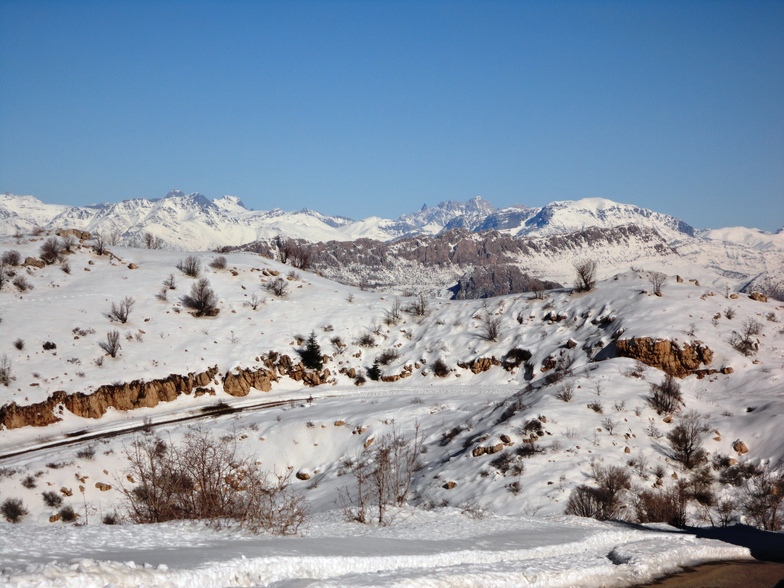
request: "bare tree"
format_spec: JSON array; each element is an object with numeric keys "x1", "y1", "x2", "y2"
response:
[
  {"x1": 730, "y1": 318, "x2": 762, "y2": 356},
  {"x1": 740, "y1": 461, "x2": 784, "y2": 530},
  {"x1": 177, "y1": 256, "x2": 201, "y2": 278},
  {"x1": 573, "y1": 259, "x2": 597, "y2": 292},
  {"x1": 106, "y1": 297, "x2": 135, "y2": 324},
  {"x1": 406, "y1": 293, "x2": 429, "y2": 317},
  {"x1": 92, "y1": 234, "x2": 108, "y2": 255},
  {"x1": 99, "y1": 330, "x2": 122, "y2": 358},
  {"x1": 180, "y1": 278, "x2": 219, "y2": 316},
  {"x1": 163, "y1": 273, "x2": 176, "y2": 290},
  {"x1": 383, "y1": 298, "x2": 402, "y2": 326},
  {"x1": 143, "y1": 232, "x2": 162, "y2": 249},
  {"x1": 648, "y1": 374, "x2": 683, "y2": 415},
  {"x1": 648, "y1": 272, "x2": 667, "y2": 296},
  {"x1": 667, "y1": 410, "x2": 708, "y2": 469},
  {"x1": 209, "y1": 256, "x2": 227, "y2": 270},
  {"x1": 1, "y1": 250, "x2": 21, "y2": 266},
  {"x1": 0, "y1": 354, "x2": 12, "y2": 386}
]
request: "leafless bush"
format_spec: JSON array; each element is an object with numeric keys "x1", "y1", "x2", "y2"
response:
[
  {"x1": 177, "y1": 256, "x2": 201, "y2": 277},
  {"x1": 209, "y1": 256, "x2": 227, "y2": 270},
  {"x1": 383, "y1": 298, "x2": 402, "y2": 326},
  {"x1": 61, "y1": 235, "x2": 77, "y2": 253},
  {"x1": 330, "y1": 336, "x2": 347, "y2": 354},
  {"x1": 648, "y1": 272, "x2": 667, "y2": 295},
  {"x1": 565, "y1": 466, "x2": 632, "y2": 521},
  {"x1": 739, "y1": 461, "x2": 784, "y2": 530},
  {"x1": 1, "y1": 498, "x2": 28, "y2": 523},
  {"x1": 1, "y1": 250, "x2": 21, "y2": 266},
  {"x1": 406, "y1": 293, "x2": 429, "y2": 317},
  {"x1": 59, "y1": 504, "x2": 77, "y2": 522},
  {"x1": 143, "y1": 232, "x2": 162, "y2": 249},
  {"x1": 245, "y1": 293, "x2": 262, "y2": 310},
  {"x1": 356, "y1": 333, "x2": 375, "y2": 347},
  {"x1": 555, "y1": 383, "x2": 575, "y2": 402},
  {"x1": 633, "y1": 485, "x2": 687, "y2": 527},
  {"x1": 119, "y1": 428, "x2": 307, "y2": 534},
  {"x1": 39, "y1": 237, "x2": 64, "y2": 264},
  {"x1": 625, "y1": 361, "x2": 646, "y2": 379},
  {"x1": 0, "y1": 354, "x2": 12, "y2": 386},
  {"x1": 666, "y1": 410, "x2": 708, "y2": 469},
  {"x1": 264, "y1": 277, "x2": 289, "y2": 297},
  {"x1": 42, "y1": 490, "x2": 63, "y2": 508},
  {"x1": 376, "y1": 349, "x2": 399, "y2": 366},
  {"x1": 99, "y1": 330, "x2": 122, "y2": 358},
  {"x1": 13, "y1": 275, "x2": 32, "y2": 292},
  {"x1": 0, "y1": 262, "x2": 7, "y2": 290},
  {"x1": 478, "y1": 312, "x2": 501, "y2": 342},
  {"x1": 730, "y1": 318, "x2": 762, "y2": 356},
  {"x1": 106, "y1": 296, "x2": 135, "y2": 324},
  {"x1": 587, "y1": 400, "x2": 603, "y2": 414},
  {"x1": 92, "y1": 234, "x2": 108, "y2": 255},
  {"x1": 60, "y1": 260, "x2": 71, "y2": 274},
  {"x1": 338, "y1": 425, "x2": 423, "y2": 525},
  {"x1": 181, "y1": 278, "x2": 219, "y2": 317},
  {"x1": 724, "y1": 307, "x2": 736, "y2": 319},
  {"x1": 163, "y1": 273, "x2": 176, "y2": 290},
  {"x1": 647, "y1": 374, "x2": 683, "y2": 414},
  {"x1": 106, "y1": 230, "x2": 122, "y2": 246},
  {"x1": 601, "y1": 417, "x2": 618, "y2": 435},
  {"x1": 573, "y1": 259, "x2": 597, "y2": 292}
]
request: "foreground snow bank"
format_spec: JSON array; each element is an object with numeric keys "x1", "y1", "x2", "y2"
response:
[{"x1": 0, "y1": 511, "x2": 750, "y2": 587}]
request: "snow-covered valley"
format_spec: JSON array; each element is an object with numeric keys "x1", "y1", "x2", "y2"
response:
[{"x1": 0, "y1": 221, "x2": 782, "y2": 586}]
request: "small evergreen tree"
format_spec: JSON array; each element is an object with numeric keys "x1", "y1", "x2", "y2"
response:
[
  {"x1": 299, "y1": 331, "x2": 323, "y2": 370},
  {"x1": 366, "y1": 360, "x2": 382, "y2": 381}
]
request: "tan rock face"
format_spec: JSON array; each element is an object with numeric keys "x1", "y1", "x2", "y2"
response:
[
  {"x1": 0, "y1": 366, "x2": 219, "y2": 429},
  {"x1": 749, "y1": 292, "x2": 768, "y2": 303},
  {"x1": 457, "y1": 357, "x2": 500, "y2": 374},
  {"x1": 95, "y1": 482, "x2": 112, "y2": 492},
  {"x1": 223, "y1": 367, "x2": 276, "y2": 397},
  {"x1": 616, "y1": 338, "x2": 712, "y2": 378},
  {"x1": 23, "y1": 256, "x2": 45, "y2": 268}
]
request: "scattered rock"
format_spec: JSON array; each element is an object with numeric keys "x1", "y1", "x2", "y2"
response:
[
  {"x1": 749, "y1": 292, "x2": 768, "y2": 303},
  {"x1": 732, "y1": 440, "x2": 749, "y2": 454},
  {"x1": 60, "y1": 487, "x2": 73, "y2": 497},
  {"x1": 95, "y1": 482, "x2": 112, "y2": 492},
  {"x1": 295, "y1": 470, "x2": 311, "y2": 481},
  {"x1": 442, "y1": 481, "x2": 457, "y2": 490}
]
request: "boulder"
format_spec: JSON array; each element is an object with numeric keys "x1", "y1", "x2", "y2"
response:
[{"x1": 732, "y1": 440, "x2": 749, "y2": 454}]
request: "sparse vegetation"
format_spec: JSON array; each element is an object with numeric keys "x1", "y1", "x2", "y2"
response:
[
  {"x1": 0, "y1": 354, "x2": 12, "y2": 385},
  {"x1": 209, "y1": 256, "x2": 227, "y2": 270},
  {"x1": 376, "y1": 349, "x2": 399, "y2": 366},
  {"x1": 648, "y1": 271, "x2": 666, "y2": 295},
  {"x1": 180, "y1": 278, "x2": 219, "y2": 317},
  {"x1": 478, "y1": 312, "x2": 501, "y2": 342},
  {"x1": 666, "y1": 411, "x2": 708, "y2": 469},
  {"x1": 177, "y1": 255, "x2": 201, "y2": 278},
  {"x1": 573, "y1": 259, "x2": 597, "y2": 292},
  {"x1": 1, "y1": 498, "x2": 28, "y2": 523},
  {"x1": 99, "y1": 330, "x2": 122, "y2": 358},
  {"x1": 42, "y1": 491, "x2": 63, "y2": 508},
  {"x1": 264, "y1": 277, "x2": 289, "y2": 297},
  {"x1": 730, "y1": 317, "x2": 762, "y2": 356},
  {"x1": 432, "y1": 358, "x2": 450, "y2": 377},
  {"x1": 39, "y1": 236, "x2": 64, "y2": 264},
  {"x1": 106, "y1": 296, "x2": 135, "y2": 324},
  {"x1": 647, "y1": 374, "x2": 682, "y2": 414}
]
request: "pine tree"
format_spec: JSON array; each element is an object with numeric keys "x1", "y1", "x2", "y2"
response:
[
  {"x1": 366, "y1": 360, "x2": 382, "y2": 381},
  {"x1": 300, "y1": 331, "x2": 323, "y2": 370}
]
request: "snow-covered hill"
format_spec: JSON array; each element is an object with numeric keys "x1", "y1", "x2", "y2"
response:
[{"x1": 0, "y1": 229, "x2": 782, "y2": 586}]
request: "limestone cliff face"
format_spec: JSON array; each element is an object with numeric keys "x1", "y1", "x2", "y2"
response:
[
  {"x1": 223, "y1": 366, "x2": 277, "y2": 397},
  {"x1": 0, "y1": 366, "x2": 219, "y2": 430},
  {"x1": 616, "y1": 338, "x2": 712, "y2": 378}
]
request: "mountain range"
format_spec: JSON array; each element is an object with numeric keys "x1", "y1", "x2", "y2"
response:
[{"x1": 1, "y1": 191, "x2": 782, "y2": 299}]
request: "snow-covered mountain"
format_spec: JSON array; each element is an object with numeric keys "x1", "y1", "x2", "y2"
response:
[{"x1": 0, "y1": 192, "x2": 698, "y2": 250}]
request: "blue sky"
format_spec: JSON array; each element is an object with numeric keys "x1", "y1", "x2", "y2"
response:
[{"x1": 1, "y1": 0, "x2": 782, "y2": 230}]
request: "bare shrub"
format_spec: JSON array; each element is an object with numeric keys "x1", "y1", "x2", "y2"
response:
[
  {"x1": 478, "y1": 312, "x2": 501, "y2": 342},
  {"x1": 555, "y1": 383, "x2": 574, "y2": 402},
  {"x1": 181, "y1": 278, "x2": 219, "y2": 317},
  {"x1": 60, "y1": 260, "x2": 71, "y2": 274},
  {"x1": 76, "y1": 445, "x2": 96, "y2": 460},
  {"x1": 724, "y1": 307, "x2": 736, "y2": 320},
  {"x1": 42, "y1": 490, "x2": 63, "y2": 508},
  {"x1": 330, "y1": 336, "x2": 346, "y2": 354},
  {"x1": 12, "y1": 338, "x2": 24, "y2": 350},
  {"x1": 209, "y1": 256, "x2": 227, "y2": 270},
  {"x1": 566, "y1": 465, "x2": 631, "y2": 521},
  {"x1": 59, "y1": 505, "x2": 77, "y2": 522},
  {"x1": 406, "y1": 293, "x2": 429, "y2": 317},
  {"x1": 601, "y1": 417, "x2": 618, "y2": 435},
  {"x1": 92, "y1": 234, "x2": 107, "y2": 255},
  {"x1": 587, "y1": 400, "x2": 603, "y2": 414},
  {"x1": 383, "y1": 298, "x2": 402, "y2": 326},
  {"x1": 356, "y1": 333, "x2": 375, "y2": 348},
  {"x1": 730, "y1": 318, "x2": 762, "y2": 356},
  {"x1": 163, "y1": 273, "x2": 176, "y2": 290},
  {"x1": 245, "y1": 293, "x2": 262, "y2": 310},
  {"x1": 106, "y1": 296, "x2": 135, "y2": 324},
  {"x1": 1, "y1": 498, "x2": 28, "y2": 523},
  {"x1": 647, "y1": 374, "x2": 682, "y2": 415},
  {"x1": 338, "y1": 425, "x2": 423, "y2": 525},
  {"x1": 432, "y1": 358, "x2": 450, "y2": 377},
  {"x1": 143, "y1": 232, "x2": 162, "y2": 249},
  {"x1": 1, "y1": 250, "x2": 21, "y2": 266},
  {"x1": 264, "y1": 277, "x2": 289, "y2": 297},
  {"x1": 633, "y1": 485, "x2": 687, "y2": 527},
  {"x1": 0, "y1": 262, "x2": 7, "y2": 290},
  {"x1": 666, "y1": 411, "x2": 708, "y2": 470},
  {"x1": 0, "y1": 354, "x2": 12, "y2": 386},
  {"x1": 21, "y1": 474, "x2": 36, "y2": 488},
  {"x1": 376, "y1": 349, "x2": 399, "y2": 366},
  {"x1": 13, "y1": 275, "x2": 32, "y2": 292},
  {"x1": 99, "y1": 330, "x2": 122, "y2": 358},
  {"x1": 119, "y1": 429, "x2": 307, "y2": 534},
  {"x1": 39, "y1": 237, "x2": 64, "y2": 264},
  {"x1": 102, "y1": 512, "x2": 120, "y2": 525},
  {"x1": 648, "y1": 272, "x2": 667, "y2": 295},
  {"x1": 573, "y1": 259, "x2": 597, "y2": 292},
  {"x1": 740, "y1": 462, "x2": 784, "y2": 530},
  {"x1": 61, "y1": 235, "x2": 77, "y2": 253},
  {"x1": 177, "y1": 256, "x2": 201, "y2": 277}
]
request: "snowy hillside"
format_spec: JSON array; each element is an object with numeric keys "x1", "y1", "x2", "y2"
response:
[{"x1": 0, "y1": 228, "x2": 782, "y2": 586}]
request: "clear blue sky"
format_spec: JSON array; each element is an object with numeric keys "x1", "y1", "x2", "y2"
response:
[{"x1": 1, "y1": 0, "x2": 782, "y2": 230}]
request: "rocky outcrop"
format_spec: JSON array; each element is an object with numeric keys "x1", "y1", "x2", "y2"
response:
[
  {"x1": 458, "y1": 357, "x2": 500, "y2": 374},
  {"x1": 616, "y1": 338, "x2": 712, "y2": 378},
  {"x1": 0, "y1": 366, "x2": 219, "y2": 430},
  {"x1": 223, "y1": 367, "x2": 277, "y2": 397}
]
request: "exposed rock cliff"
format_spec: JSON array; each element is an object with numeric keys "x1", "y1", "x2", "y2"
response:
[{"x1": 616, "y1": 338, "x2": 713, "y2": 378}]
